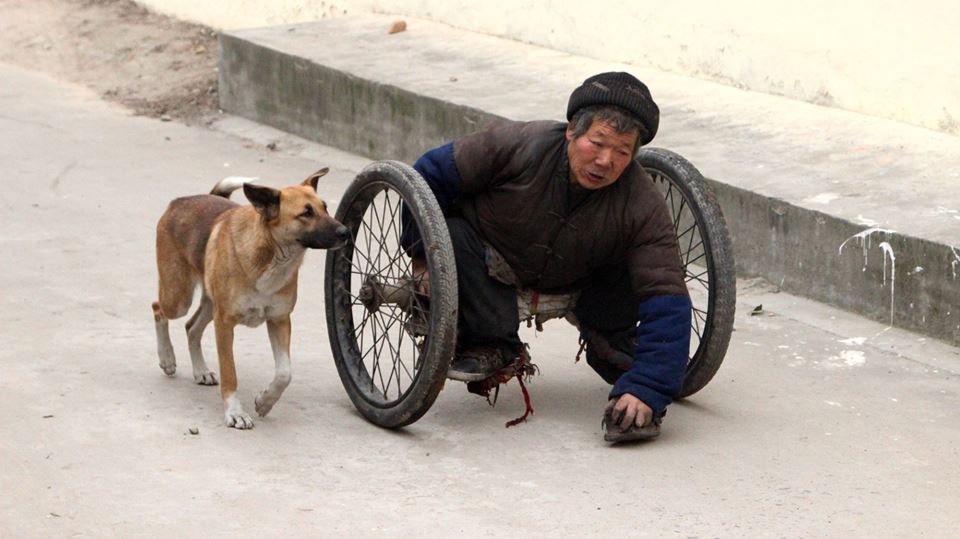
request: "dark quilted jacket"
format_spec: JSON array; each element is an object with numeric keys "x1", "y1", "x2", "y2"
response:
[{"x1": 453, "y1": 119, "x2": 687, "y2": 300}]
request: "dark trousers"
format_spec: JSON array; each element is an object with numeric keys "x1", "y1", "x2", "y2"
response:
[
  {"x1": 572, "y1": 263, "x2": 639, "y2": 384},
  {"x1": 446, "y1": 217, "x2": 637, "y2": 380},
  {"x1": 447, "y1": 218, "x2": 523, "y2": 356}
]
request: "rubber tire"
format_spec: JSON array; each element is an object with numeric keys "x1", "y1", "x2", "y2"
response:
[
  {"x1": 636, "y1": 148, "x2": 736, "y2": 398},
  {"x1": 325, "y1": 161, "x2": 458, "y2": 428}
]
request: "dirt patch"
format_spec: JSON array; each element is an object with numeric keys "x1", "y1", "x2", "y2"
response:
[{"x1": 0, "y1": 0, "x2": 219, "y2": 125}]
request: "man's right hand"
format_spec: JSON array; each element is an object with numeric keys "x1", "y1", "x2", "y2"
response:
[
  {"x1": 411, "y1": 256, "x2": 430, "y2": 296},
  {"x1": 605, "y1": 394, "x2": 654, "y2": 432}
]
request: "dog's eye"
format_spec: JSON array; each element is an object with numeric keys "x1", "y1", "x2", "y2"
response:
[{"x1": 299, "y1": 205, "x2": 315, "y2": 219}]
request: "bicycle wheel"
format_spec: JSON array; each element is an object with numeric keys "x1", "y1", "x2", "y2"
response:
[
  {"x1": 325, "y1": 161, "x2": 458, "y2": 428},
  {"x1": 636, "y1": 148, "x2": 736, "y2": 398}
]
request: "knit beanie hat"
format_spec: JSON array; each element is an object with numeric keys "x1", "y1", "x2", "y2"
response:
[{"x1": 566, "y1": 72, "x2": 659, "y2": 145}]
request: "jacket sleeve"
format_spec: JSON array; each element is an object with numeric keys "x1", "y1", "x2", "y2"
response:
[
  {"x1": 611, "y1": 176, "x2": 692, "y2": 417},
  {"x1": 412, "y1": 142, "x2": 462, "y2": 213},
  {"x1": 401, "y1": 143, "x2": 463, "y2": 256},
  {"x1": 609, "y1": 294, "x2": 692, "y2": 418}
]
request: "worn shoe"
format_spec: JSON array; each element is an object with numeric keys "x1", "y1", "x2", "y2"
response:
[
  {"x1": 447, "y1": 346, "x2": 511, "y2": 382},
  {"x1": 602, "y1": 412, "x2": 661, "y2": 443}
]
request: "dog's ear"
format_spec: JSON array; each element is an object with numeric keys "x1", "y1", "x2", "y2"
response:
[
  {"x1": 302, "y1": 167, "x2": 329, "y2": 192},
  {"x1": 243, "y1": 183, "x2": 281, "y2": 222}
]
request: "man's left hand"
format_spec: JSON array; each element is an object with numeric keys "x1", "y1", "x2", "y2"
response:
[{"x1": 606, "y1": 394, "x2": 653, "y2": 431}]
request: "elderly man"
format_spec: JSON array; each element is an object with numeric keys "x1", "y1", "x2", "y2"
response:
[{"x1": 409, "y1": 72, "x2": 691, "y2": 442}]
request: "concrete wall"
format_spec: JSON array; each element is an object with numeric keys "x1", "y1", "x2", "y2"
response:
[{"x1": 137, "y1": 0, "x2": 960, "y2": 136}]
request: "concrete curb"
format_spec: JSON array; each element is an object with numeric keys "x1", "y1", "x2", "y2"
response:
[
  {"x1": 218, "y1": 16, "x2": 960, "y2": 347},
  {"x1": 219, "y1": 31, "x2": 501, "y2": 163},
  {"x1": 713, "y1": 183, "x2": 959, "y2": 343}
]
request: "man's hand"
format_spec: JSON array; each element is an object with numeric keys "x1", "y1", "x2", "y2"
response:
[
  {"x1": 605, "y1": 394, "x2": 653, "y2": 432},
  {"x1": 411, "y1": 256, "x2": 430, "y2": 296}
]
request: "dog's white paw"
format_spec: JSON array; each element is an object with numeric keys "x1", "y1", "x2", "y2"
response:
[
  {"x1": 225, "y1": 409, "x2": 254, "y2": 430},
  {"x1": 224, "y1": 395, "x2": 254, "y2": 429},
  {"x1": 193, "y1": 370, "x2": 219, "y2": 386},
  {"x1": 159, "y1": 361, "x2": 176, "y2": 376},
  {"x1": 254, "y1": 390, "x2": 277, "y2": 417}
]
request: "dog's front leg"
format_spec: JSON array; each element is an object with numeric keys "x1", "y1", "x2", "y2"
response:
[
  {"x1": 215, "y1": 314, "x2": 254, "y2": 429},
  {"x1": 255, "y1": 316, "x2": 292, "y2": 417}
]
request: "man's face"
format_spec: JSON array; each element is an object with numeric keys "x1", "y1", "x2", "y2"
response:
[{"x1": 566, "y1": 119, "x2": 639, "y2": 190}]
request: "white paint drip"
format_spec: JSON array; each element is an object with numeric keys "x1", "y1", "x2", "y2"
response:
[
  {"x1": 880, "y1": 242, "x2": 894, "y2": 285},
  {"x1": 838, "y1": 227, "x2": 897, "y2": 326},
  {"x1": 879, "y1": 241, "x2": 896, "y2": 325},
  {"x1": 840, "y1": 350, "x2": 866, "y2": 366},
  {"x1": 804, "y1": 192, "x2": 841, "y2": 204},
  {"x1": 873, "y1": 326, "x2": 893, "y2": 338},
  {"x1": 820, "y1": 351, "x2": 866, "y2": 369},
  {"x1": 854, "y1": 215, "x2": 879, "y2": 226},
  {"x1": 838, "y1": 226, "x2": 894, "y2": 268},
  {"x1": 952, "y1": 247, "x2": 960, "y2": 280},
  {"x1": 839, "y1": 337, "x2": 866, "y2": 345}
]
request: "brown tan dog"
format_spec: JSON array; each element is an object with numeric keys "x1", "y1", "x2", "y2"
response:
[{"x1": 152, "y1": 168, "x2": 347, "y2": 429}]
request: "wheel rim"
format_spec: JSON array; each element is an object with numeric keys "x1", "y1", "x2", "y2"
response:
[
  {"x1": 647, "y1": 169, "x2": 714, "y2": 374},
  {"x1": 332, "y1": 181, "x2": 432, "y2": 407}
]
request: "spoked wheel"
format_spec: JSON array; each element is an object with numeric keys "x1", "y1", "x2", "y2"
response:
[
  {"x1": 637, "y1": 148, "x2": 736, "y2": 398},
  {"x1": 325, "y1": 161, "x2": 457, "y2": 428}
]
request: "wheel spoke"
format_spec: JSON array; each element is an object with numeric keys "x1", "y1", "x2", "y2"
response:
[
  {"x1": 676, "y1": 221, "x2": 697, "y2": 243},
  {"x1": 672, "y1": 197, "x2": 687, "y2": 232},
  {"x1": 351, "y1": 232, "x2": 379, "y2": 275},
  {"x1": 691, "y1": 307, "x2": 706, "y2": 340},
  {"x1": 687, "y1": 267, "x2": 709, "y2": 280},
  {"x1": 683, "y1": 228, "x2": 700, "y2": 267},
  {"x1": 684, "y1": 239, "x2": 704, "y2": 263},
  {"x1": 365, "y1": 314, "x2": 384, "y2": 394},
  {"x1": 385, "y1": 322, "x2": 416, "y2": 389},
  {"x1": 354, "y1": 222, "x2": 422, "y2": 283},
  {"x1": 386, "y1": 309, "x2": 415, "y2": 394},
  {"x1": 371, "y1": 310, "x2": 399, "y2": 397},
  {"x1": 377, "y1": 193, "x2": 397, "y2": 282},
  {"x1": 392, "y1": 307, "x2": 415, "y2": 386},
  {"x1": 684, "y1": 250, "x2": 707, "y2": 267},
  {"x1": 373, "y1": 313, "x2": 395, "y2": 395},
  {"x1": 364, "y1": 283, "x2": 411, "y2": 397},
  {"x1": 376, "y1": 193, "x2": 396, "y2": 279},
  {"x1": 686, "y1": 274, "x2": 710, "y2": 290},
  {"x1": 691, "y1": 309, "x2": 702, "y2": 340}
]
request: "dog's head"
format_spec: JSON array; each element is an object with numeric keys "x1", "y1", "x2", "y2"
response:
[{"x1": 243, "y1": 167, "x2": 349, "y2": 250}]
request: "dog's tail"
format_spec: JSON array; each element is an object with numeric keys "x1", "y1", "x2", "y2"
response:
[{"x1": 210, "y1": 176, "x2": 258, "y2": 199}]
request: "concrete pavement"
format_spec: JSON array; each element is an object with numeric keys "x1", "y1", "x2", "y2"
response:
[{"x1": 1, "y1": 62, "x2": 959, "y2": 537}]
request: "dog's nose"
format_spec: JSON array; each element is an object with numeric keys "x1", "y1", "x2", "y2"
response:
[{"x1": 336, "y1": 226, "x2": 349, "y2": 242}]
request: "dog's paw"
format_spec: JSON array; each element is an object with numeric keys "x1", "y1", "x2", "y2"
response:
[
  {"x1": 225, "y1": 410, "x2": 254, "y2": 430},
  {"x1": 254, "y1": 390, "x2": 277, "y2": 417},
  {"x1": 193, "y1": 370, "x2": 219, "y2": 386},
  {"x1": 159, "y1": 361, "x2": 176, "y2": 376}
]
